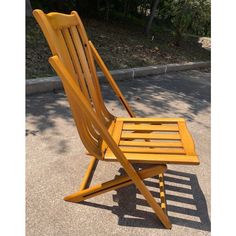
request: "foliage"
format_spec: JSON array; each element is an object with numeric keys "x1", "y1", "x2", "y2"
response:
[
  {"x1": 30, "y1": 0, "x2": 77, "y2": 13},
  {"x1": 30, "y1": 0, "x2": 211, "y2": 42},
  {"x1": 158, "y1": 0, "x2": 211, "y2": 44}
]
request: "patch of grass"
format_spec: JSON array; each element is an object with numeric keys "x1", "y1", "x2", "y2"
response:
[{"x1": 26, "y1": 16, "x2": 210, "y2": 79}]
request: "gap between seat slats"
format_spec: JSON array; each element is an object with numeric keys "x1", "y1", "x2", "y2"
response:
[
  {"x1": 119, "y1": 147, "x2": 185, "y2": 154},
  {"x1": 119, "y1": 141, "x2": 183, "y2": 147},
  {"x1": 121, "y1": 133, "x2": 181, "y2": 140},
  {"x1": 122, "y1": 124, "x2": 179, "y2": 131}
]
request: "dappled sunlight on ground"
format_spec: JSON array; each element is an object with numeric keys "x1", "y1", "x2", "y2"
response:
[{"x1": 26, "y1": 69, "x2": 210, "y2": 235}]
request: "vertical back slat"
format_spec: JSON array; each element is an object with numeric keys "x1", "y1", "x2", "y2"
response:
[
  {"x1": 55, "y1": 29, "x2": 77, "y2": 78},
  {"x1": 73, "y1": 11, "x2": 113, "y2": 122},
  {"x1": 69, "y1": 25, "x2": 107, "y2": 124},
  {"x1": 61, "y1": 28, "x2": 90, "y2": 101}
]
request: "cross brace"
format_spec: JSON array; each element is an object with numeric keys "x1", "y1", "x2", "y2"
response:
[{"x1": 64, "y1": 157, "x2": 170, "y2": 228}]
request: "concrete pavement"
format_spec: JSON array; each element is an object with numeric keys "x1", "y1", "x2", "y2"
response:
[{"x1": 26, "y1": 69, "x2": 211, "y2": 236}]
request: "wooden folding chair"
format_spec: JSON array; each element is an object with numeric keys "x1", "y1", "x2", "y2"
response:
[{"x1": 33, "y1": 9, "x2": 199, "y2": 229}]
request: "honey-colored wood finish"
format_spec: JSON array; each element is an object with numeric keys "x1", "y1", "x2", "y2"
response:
[
  {"x1": 49, "y1": 55, "x2": 172, "y2": 229},
  {"x1": 33, "y1": 9, "x2": 200, "y2": 229},
  {"x1": 159, "y1": 173, "x2": 167, "y2": 212},
  {"x1": 89, "y1": 41, "x2": 135, "y2": 117},
  {"x1": 79, "y1": 156, "x2": 97, "y2": 191},
  {"x1": 104, "y1": 119, "x2": 199, "y2": 164},
  {"x1": 64, "y1": 164, "x2": 167, "y2": 203}
]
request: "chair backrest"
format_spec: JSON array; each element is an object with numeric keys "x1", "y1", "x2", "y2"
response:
[
  {"x1": 33, "y1": 9, "x2": 114, "y2": 124},
  {"x1": 33, "y1": 9, "x2": 115, "y2": 159}
]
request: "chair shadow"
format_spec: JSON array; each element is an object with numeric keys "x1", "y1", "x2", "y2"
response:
[{"x1": 80, "y1": 167, "x2": 210, "y2": 231}]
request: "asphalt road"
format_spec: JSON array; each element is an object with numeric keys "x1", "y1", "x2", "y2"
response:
[{"x1": 26, "y1": 69, "x2": 211, "y2": 236}]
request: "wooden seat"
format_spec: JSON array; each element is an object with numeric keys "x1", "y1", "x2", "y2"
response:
[
  {"x1": 32, "y1": 9, "x2": 199, "y2": 229},
  {"x1": 105, "y1": 118, "x2": 199, "y2": 164}
]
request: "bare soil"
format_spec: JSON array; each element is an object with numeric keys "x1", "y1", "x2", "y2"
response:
[{"x1": 26, "y1": 17, "x2": 210, "y2": 79}]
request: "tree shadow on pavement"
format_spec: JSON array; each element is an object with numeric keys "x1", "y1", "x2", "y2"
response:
[
  {"x1": 26, "y1": 70, "x2": 210, "y2": 139},
  {"x1": 101, "y1": 69, "x2": 210, "y2": 122}
]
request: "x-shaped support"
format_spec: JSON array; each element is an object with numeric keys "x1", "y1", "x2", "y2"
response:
[{"x1": 64, "y1": 157, "x2": 171, "y2": 229}]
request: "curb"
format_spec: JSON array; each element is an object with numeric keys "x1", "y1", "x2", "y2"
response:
[{"x1": 26, "y1": 61, "x2": 210, "y2": 95}]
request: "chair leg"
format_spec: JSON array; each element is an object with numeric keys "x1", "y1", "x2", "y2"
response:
[
  {"x1": 79, "y1": 156, "x2": 98, "y2": 190},
  {"x1": 159, "y1": 173, "x2": 167, "y2": 212},
  {"x1": 129, "y1": 169, "x2": 172, "y2": 229}
]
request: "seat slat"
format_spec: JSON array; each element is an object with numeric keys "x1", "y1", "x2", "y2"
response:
[
  {"x1": 105, "y1": 153, "x2": 199, "y2": 165},
  {"x1": 119, "y1": 147, "x2": 185, "y2": 154},
  {"x1": 122, "y1": 124, "x2": 179, "y2": 131},
  {"x1": 118, "y1": 117, "x2": 184, "y2": 123},
  {"x1": 121, "y1": 132, "x2": 181, "y2": 140},
  {"x1": 119, "y1": 140, "x2": 183, "y2": 147},
  {"x1": 56, "y1": 29, "x2": 77, "y2": 77}
]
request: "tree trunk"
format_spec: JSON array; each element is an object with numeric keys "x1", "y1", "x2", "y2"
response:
[
  {"x1": 123, "y1": 0, "x2": 129, "y2": 18},
  {"x1": 105, "y1": 0, "x2": 110, "y2": 21},
  {"x1": 145, "y1": 0, "x2": 160, "y2": 35},
  {"x1": 26, "y1": 0, "x2": 32, "y2": 17}
]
